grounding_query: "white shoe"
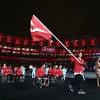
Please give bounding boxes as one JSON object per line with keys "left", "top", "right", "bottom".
{"left": 78, "top": 89, "right": 85, "bottom": 95}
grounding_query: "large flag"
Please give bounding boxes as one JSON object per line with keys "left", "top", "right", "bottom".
{"left": 30, "top": 15, "right": 52, "bottom": 41}
{"left": 30, "top": 15, "right": 81, "bottom": 63}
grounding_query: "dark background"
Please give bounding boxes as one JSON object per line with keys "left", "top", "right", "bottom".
{"left": 0, "top": 0, "right": 99, "bottom": 36}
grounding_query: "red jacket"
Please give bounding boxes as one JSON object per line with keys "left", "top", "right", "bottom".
{"left": 51, "top": 68, "right": 58, "bottom": 77}
{"left": 3, "top": 67, "right": 8, "bottom": 76}
{"left": 16, "top": 68, "right": 22, "bottom": 76}
{"left": 57, "top": 69, "right": 63, "bottom": 77}
{"left": 7, "top": 68, "right": 13, "bottom": 75}
{"left": 49, "top": 68, "right": 53, "bottom": 76}
{"left": 71, "top": 57, "right": 85, "bottom": 75}
{"left": 36, "top": 67, "right": 45, "bottom": 77}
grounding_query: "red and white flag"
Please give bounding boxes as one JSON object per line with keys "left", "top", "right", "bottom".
{"left": 30, "top": 15, "right": 81, "bottom": 63}
{"left": 30, "top": 15, "right": 52, "bottom": 41}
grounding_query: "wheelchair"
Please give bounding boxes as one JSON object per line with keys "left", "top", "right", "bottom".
{"left": 33, "top": 76, "right": 49, "bottom": 88}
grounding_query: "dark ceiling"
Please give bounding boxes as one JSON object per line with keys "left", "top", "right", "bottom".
{"left": 0, "top": 0, "right": 99, "bottom": 37}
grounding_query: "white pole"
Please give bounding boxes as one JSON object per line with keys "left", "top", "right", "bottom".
{"left": 33, "top": 15, "right": 81, "bottom": 63}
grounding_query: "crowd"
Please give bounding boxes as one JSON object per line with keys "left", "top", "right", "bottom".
{"left": 0, "top": 63, "right": 67, "bottom": 88}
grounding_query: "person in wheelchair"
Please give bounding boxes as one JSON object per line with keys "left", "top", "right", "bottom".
{"left": 6, "top": 65, "right": 13, "bottom": 83}
{"left": 57, "top": 65, "right": 63, "bottom": 84}
{"left": 1, "top": 63, "right": 8, "bottom": 83}
{"left": 34, "top": 64, "right": 46, "bottom": 88}
{"left": 62, "top": 66, "right": 67, "bottom": 81}
{"left": 13, "top": 67, "right": 18, "bottom": 82}
{"left": 16, "top": 67, "right": 23, "bottom": 82}
{"left": 20, "top": 65, "right": 26, "bottom": 79}
{"left": 49, "top": 65, "right": 59, "bottom": 85}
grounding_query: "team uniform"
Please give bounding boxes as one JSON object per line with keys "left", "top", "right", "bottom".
{"left": 16, "top": 68, "right": 23, "bottom": 82}
{"left": 57, "top": 68, "right": 63, "bottom": 78}
{"left": 32, "top": 67, "right": 36, "bottom": 78}
{"left": 45, "top": 67, "right": 49, "bottom": 76}
{"left": 35, "top": 67, "right": 45, "bottom": 88}
{"left": 21, "top": 66, "right": 26, "bottom": 79}
{"left": 7, "top": 67, "right": 13, "bottom": 83}
{"left": 2, "top": 67, "right": 8, "bottom": 76}
{"left": 36, "top": 67, "right": 45, "bottom": 78}
{"left": 69, "top": 57, "right": 86, "bottom": 94}
{"left": 49, "top": 67, "right": 54, "bottom": 77}
{"left": 1, "top": 66, "right": 8, "bottom": 83}
{"left": 62, "top": 67, "right": 67, "bottom": 80}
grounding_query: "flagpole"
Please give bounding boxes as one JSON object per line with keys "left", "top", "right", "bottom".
{"left": 33, "top": 15, "right": 81, "bottom": 63}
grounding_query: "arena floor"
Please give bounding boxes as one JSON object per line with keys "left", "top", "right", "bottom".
{"left": 0, "top": 78, "right": 100, "bottom": 100}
